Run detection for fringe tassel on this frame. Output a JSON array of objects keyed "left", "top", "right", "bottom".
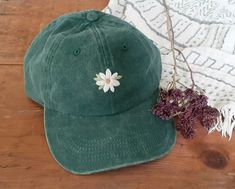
[{"left": 209, "top": 102, "right": 235, "bottom": 140}]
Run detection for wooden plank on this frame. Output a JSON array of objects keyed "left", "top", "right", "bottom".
[{"left": 0, "top": 0, "right": 235, "bottom": 188}]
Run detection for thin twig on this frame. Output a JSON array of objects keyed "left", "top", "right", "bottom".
[
  {"left": 162, "top": 0, "right": 177, "bottom": 89},
  {"left": 174, "top": 48, "right": 195, "bottom": 89},
  {"left": 163, "top": 0, "right": 196, "bottom": 90},
  {"left": 176, "top": 80, "right": 188, "bottom": 88}
]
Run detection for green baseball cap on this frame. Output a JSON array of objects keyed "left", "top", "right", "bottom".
[{"left": 24, "top": 10, "right": 176, "bottom": 174}]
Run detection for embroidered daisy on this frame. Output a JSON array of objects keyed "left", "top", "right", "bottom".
[{"left": 94, "top": 68, "right": 122, "bottom": 93}]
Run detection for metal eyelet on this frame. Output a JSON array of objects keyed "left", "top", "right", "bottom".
[
  {"left": 73, "top": 48, "right": 81, "bottom": 56},
  {"left": 121, "top": 43, "right": 128, "bottom": 51}
]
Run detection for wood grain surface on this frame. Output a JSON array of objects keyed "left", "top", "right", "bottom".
[{"left": 0, "top": 0, "right": 235, "bottom": 189}]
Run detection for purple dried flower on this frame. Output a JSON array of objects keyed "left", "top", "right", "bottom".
[
  {"left": 159, "top": 89, "right": 168, "bottom": 102},
  {"left": 152, "top": 102, "right": 172, "bottom": 120},
  {"left": 200, "top": 106, "right": 220, "bottom": 129},
  {"left": 153, "top": 87, "right": 220, "bottom": 139},
  {"left": 183, "top": 105, "right": 194, "bottom": 118},
  {"left": 175, "top": 115, "right": 195, "bottom": 139},
  {"left": 191, "top": 108, "right": 203, "bottom": 118},
  {"left": 184, "top": 88, "right": 196, "bottom": 100},
  {"left": 190, "top": 95, "right": 208, "bottom": 108},
  {"left": 168, "top": 89, "right": 184, "bottom": 100},
  {"left": 180, "top": 125, "right": 195, "bottom": 139}
]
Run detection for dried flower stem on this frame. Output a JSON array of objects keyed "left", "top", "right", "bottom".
[
  {"left": 162, "top": 0, "right": 195, "bottom": 90},
  {"left": 174, "top": 48, "right": 195, "bottom": 89},
  {"left": 162, "top": 0, "right": 177, "bottom": 89},
  {"left": 154, "top": 1, "right": 220, "bottom": 139}
]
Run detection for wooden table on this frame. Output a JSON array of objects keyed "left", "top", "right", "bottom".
[{"left": 0, "top": 0, "right": 234, "bottom": 188}]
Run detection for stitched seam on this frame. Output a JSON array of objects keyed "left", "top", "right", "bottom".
[
  {"left": 89, "top": 26, "right": 105, "bottom": 68},
  {"left": 92, "top": 24, "right": 110, "bottom": 67},
  {"left": 97, "top": 25, "right": 116, "bottom": 113},
  {"left": 98, "top": 25, "right": 115, "bottom": 68},
  {"left": 45, "top": 36, "right": 63, "bottom": 108},
  {"left": 47, "top": 23, "right": 91, "bottom": 109}
]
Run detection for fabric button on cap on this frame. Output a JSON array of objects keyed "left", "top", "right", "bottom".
[{"left": 86, "top": 11, "right": 99, "bottom": 22}]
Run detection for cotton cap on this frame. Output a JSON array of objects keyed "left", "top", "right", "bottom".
[{"left": 24, "top": 10, "right": 176, "bottom": 174}]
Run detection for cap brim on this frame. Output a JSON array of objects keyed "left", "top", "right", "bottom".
[{"left": 44, "top": 95, "right": 176, "bottom": 174}]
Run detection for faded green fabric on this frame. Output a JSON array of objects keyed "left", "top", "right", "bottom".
[{"left": 24, "top": 10, "right": 176, "bottom": 174}]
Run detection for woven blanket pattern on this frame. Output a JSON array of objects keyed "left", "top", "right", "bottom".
[{"left": 103, "top": 0, "right": 235, "bottom": 138}]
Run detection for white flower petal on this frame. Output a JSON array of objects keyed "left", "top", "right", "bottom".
[
  {"left": 103, "top": 84, "right": 109, "bottom": 93},
  {"left": 106, "top": 69, "right": 112, "bottom": 78},
  {"left": 99, "top": 73, "right": 106, "bottom": 80},
  {"left": 116, "top": 75, "right": 122, "bottom": 80},
  {"left": 94, "top": 76, "right": 102, "bottom": 81},
  {"left": 98, "top": 85, "right": 103, "bottom": 90},
  {"left": 111, "top": 72, "right": 118, "bottom": 79},
  {"left": 112, "top": 79, "right": 120, "bottom": 86},
  {"left": 96, "top": 80, "right": 105, "bottom": 86},
  {"left": 110, "top": 85, "right": 115, "bottom": 92},
  {"left": 95, "top": 69, "right": 122, "bottom": 93}
]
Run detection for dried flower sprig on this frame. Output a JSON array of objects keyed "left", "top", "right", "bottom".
[
  {"left": 153, "top": 89, "right": 220, "bottom": 139},
  {"left": 153, "top": 0, "right": 220, "bottom": 139}
]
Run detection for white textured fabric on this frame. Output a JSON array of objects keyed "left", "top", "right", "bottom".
[{"left": 103, "top": 0, "right": 235, "bottom": 138}]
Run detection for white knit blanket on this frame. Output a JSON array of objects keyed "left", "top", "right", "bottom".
[{"left": 103, "top": 0, "right": 235, "bottom": 139}]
